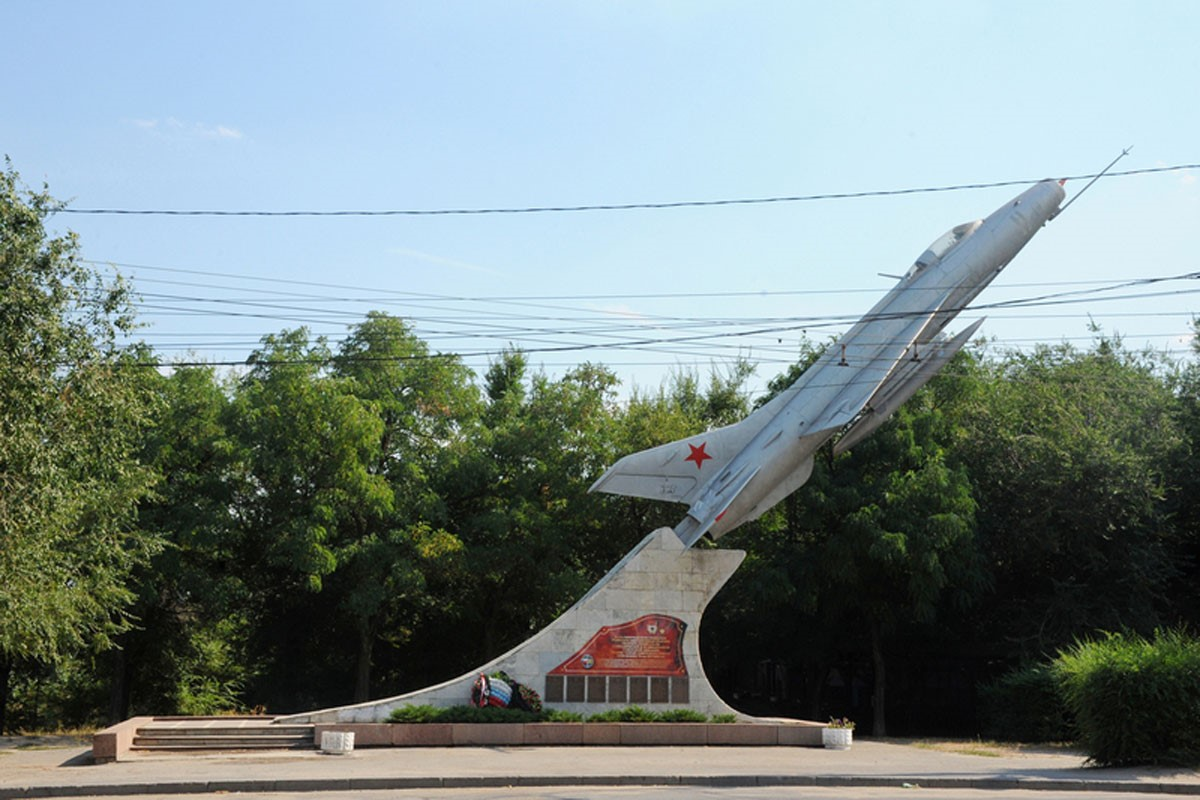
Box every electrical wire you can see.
[60,163,1199,217]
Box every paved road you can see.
[1,739,1197,798]
[55,789,1200,800]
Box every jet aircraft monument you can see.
[591,178,1067,547]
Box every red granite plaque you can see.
[549,614,687,677]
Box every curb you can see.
[3,774,1199,798]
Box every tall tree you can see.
[0,163,160,731]
[1166,321,1200,627]
[330,313,476,701]
[229,328,392,710]
[441,352,625,665]
[712,346,986,735]
[114,366,250,721]
[955,337,1183,655]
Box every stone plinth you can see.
[279,528,744,723]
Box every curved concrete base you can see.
[279,528,745,723]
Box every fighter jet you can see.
[590,178,1067,547]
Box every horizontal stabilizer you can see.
[589,413,772,506]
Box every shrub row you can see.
[981,629,1200,766]
[1056,630,1200,767]
[978,662,1073,743]
[386,704,736,724]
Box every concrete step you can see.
[131,718,315,753]
[136,725,314,737]
[131,741,314,751]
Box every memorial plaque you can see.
[549,614,687,677]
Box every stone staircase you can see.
[130,717,315,754]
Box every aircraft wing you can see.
[589,413,772,505]
[833,318,982,455]
[803,288,955,433]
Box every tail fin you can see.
[589,415,767,506]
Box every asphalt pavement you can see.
[1,738,1198,798]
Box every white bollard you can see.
[320,730,355,754]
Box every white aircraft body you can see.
[590,178,1067,547]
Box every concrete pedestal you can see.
[280,528,744,723]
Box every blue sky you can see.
[6,1,1198,397]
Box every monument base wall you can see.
[279,528,746,723]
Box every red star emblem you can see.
[685,442,713,469]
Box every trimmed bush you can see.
[387,703,729,725]
[387,704,547,724]
[586,706,715,723]
[542,709,585,722]
[978,662,1072,742]
[1055,630,1200,766]
[387,704,442,723]
[586,705,660,723]
[655,708,708,723]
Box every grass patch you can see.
[910,739,1011,758]
[0,732,93,751]
[909,739,1079,758]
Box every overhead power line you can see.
[60,164,1199,217]
[115,275,1200,368]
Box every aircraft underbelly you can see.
[705,432,829,539]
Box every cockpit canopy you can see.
[906,219,983,278]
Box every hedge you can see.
[386,704,732,724]
[978,662,1072,743]
[1055,629,1200,766]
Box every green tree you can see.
[955,337,1183,655]
[713,345,986,735]
[330,313,476,701]
[0,162,160,731]
[113,365,251,720]
[229,328,392,710]
[440,352,625,666]
[1164,320,1200,628]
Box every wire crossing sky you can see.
[55,164,1200,216]
[6,1,1199,393]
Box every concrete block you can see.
[707,724,778,745]
[776,723,824,746]
[581,723,621,745]
[320,730,355,753]
[451,723,525,746]
[652,590,685,610]
[620,723,707,745]
[92,716,154,763]
[391,723,453,746]
[315,724,389,747]
[603,591,651,611]
[523,723,584,745]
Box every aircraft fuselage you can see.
[590,179,1066,547]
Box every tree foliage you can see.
[5,163,1200,738]
[955,337,1183,654]
[0,163,161,729]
